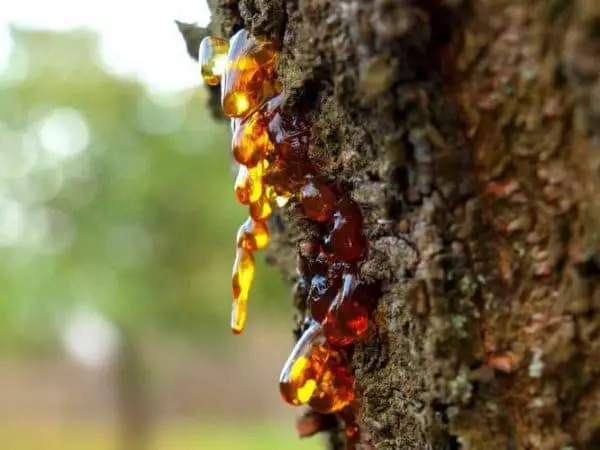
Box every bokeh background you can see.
[0,2,317,449]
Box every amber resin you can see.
[236,217,269,252]
[299,176,337,223]
[279,321,331,406]
[231,247,254,334]
[220,29,282,119]
[322,273,372,347]
[199,36,229,86]
[200,28,381,448]
[279,321,354,414]
[308,352,355,414]
[232,111,273,167]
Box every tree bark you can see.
[196,1,600,448]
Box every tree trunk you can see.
[198,1,600,448]
[115,328,152,450]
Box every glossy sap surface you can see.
[220,30,282,119]
[199,36,229,86]
[279,321,330,405]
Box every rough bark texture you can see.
[194,0,600,448]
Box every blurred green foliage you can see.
[0,27,288,352]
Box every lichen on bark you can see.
[184,0,600,448]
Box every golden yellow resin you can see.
[249,193,273,221]
[199,36,229,86]
[231,248,255,333]
[236,217,270,252]
[232,112,273,168]
[307,355,355,413]
[221,29,281,118]
[279,322,331,406]
[234,165,251,205]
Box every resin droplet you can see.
[279,321,331,406]
[308,353,355,414]
[249,193,273,221]
[326,198,365,263]
[299,177,337,223]
[199,36,229,86]
[323,273,371,347]
[232,112,273,168]
[231,248,255,334]
[307,274,340,323]
[231,297,247,336]
[234,163,264,205]
[248,160,266,203]
[234,165,251,205]
[236,217,269,252]
[221,29,282,118]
